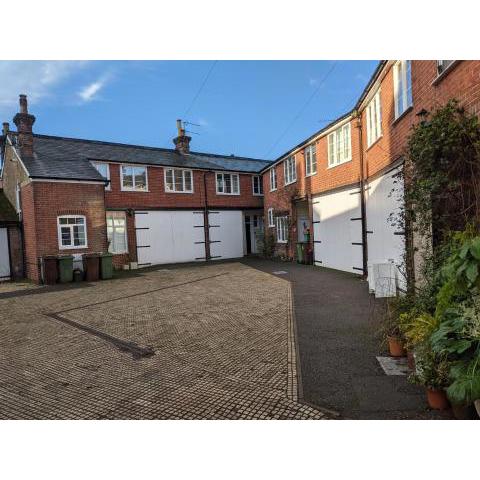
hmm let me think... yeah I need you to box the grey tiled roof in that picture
[22,134,271,181]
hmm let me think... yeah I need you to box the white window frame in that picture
[269,167,277,191]
[275,216,288,244]
[366,89,382,147]
[216,172,240,195]
[284,156,297,185]
[267,208,274,227]
[305,144,317,176]
[57,215,88,250]
[327,123,352,168]
[164,168,194,193]
[252,175,263,196]
[437,60,455,76]
[91,161,111,190]
[393,60,413,119]
[106,211,128,254]
[120,164,148,192]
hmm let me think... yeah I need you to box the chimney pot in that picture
[173,119,191,154]
[13,94,35,157]
[2,122,9,136]
[19,94,28,114]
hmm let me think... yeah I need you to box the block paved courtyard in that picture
[0,262,328,419]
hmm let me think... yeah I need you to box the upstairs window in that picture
[164,168,193,193]
[393,60,413,119]
[366,89,382,147]
[107,211,128,254]
[269,167,277,191]
[275,216,288,243]
[91,162,111,190]
[121,165,148,191]
[305,144,317,176]
[216,172,240,195]
[268,208,274,227]
[437,60,455,75]
[57,215,87,249]
[328,123,351,167]
[284,156,296,185]
[252,175,263,195]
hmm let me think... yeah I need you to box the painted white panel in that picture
[312,186,363,273]
[209,210,244,260]
[135,210,205,266]
[365,166,406,293]
[0,228,10,280]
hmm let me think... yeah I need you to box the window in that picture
[216,172,240,195]
[275,216,288,243]
[366,89,382,147]
[268,208,274,227]
[106,211,128,254]
[269,168,277,191]
[393,60,413,119]
[91,162,110,190]
[327,123,351,167]
[164,168,193,193]
[252,175,263,196]
[437,60,455,75]
[284,156,296,185]
[57,215,87,249]
[121,165,148,191]
[305,144,317,176]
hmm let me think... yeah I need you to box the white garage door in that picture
[208,210,244,260]
[0,228,11,281]
[365,166,406,293]
[135,210,206,267]
[312,186,363,274]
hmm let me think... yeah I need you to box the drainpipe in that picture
[203,171,211,261]
[355,111,368,278]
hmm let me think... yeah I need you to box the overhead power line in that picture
[184,60,218,118]
[263,61,339,159]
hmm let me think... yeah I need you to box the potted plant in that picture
[379,296,409,357]
[411,343,451,410]
[446,358,480,419]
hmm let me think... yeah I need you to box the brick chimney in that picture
[13,94,35,157]
[2,122,9,136]
[173,119,191,154]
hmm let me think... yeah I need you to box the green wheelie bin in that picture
[58,255,74,283]
[100,252,114,280]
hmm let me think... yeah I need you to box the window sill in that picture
[284,180,297,186]
[111,251,128,255]
[432,61,461,86]
[253,193,264,197]
[305,172,317,178]
[269,188,277,193]
[59,245,88,250]
[366,134,383,152]
[392,105,413,126]
[121,188,149,193]
[327,158,352,170]
[276,240,288,244]
[164,189,194,194]
[216,192,241,196]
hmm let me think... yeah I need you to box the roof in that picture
[0,190,18,223]
[261,60,388,173]
[21,134,271,181]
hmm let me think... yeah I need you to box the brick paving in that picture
[0,263,328,419]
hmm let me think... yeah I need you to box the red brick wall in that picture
[105,164,263,210]
[21,181,108,281]
[8,225,24,280]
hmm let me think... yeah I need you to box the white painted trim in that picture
[31,178,105,185]
[283,156,297,186]
[215,172,240,195]
[252,175,263,196]
[106,211,128,254]
[57,215,88,250]
[120,163,149,192]
[163,167,194,194]
[5,136,30,178]
[91,161,111,190]
[267,208,274,227]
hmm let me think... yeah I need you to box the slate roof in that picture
[21,134,271,181]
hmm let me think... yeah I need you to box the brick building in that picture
[262,60,480,295]
[1,98,269,282]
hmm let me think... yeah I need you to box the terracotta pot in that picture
[407,350,415,370]
[387,336,406,357]
[475,399,480,417]
[426,388,450,410]
[451,403,478,420]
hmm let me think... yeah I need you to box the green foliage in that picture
[261,230,276,259]
[446,356,480,405]
[411,343,450,390]
[399,311,438,350]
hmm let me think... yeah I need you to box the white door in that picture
[365,166,406,293]
[312,186,363,274]
[208,210,244,260]
[135,210,206,267]
[0,228,11,281]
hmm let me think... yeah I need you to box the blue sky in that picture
[0,60,378,160]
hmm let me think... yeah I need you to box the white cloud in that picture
[77,74,110,103]
[0,61,88,114]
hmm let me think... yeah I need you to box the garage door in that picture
[312,186,363,274]
[208,210,244,260]
[0,228,10,281]
[135,210,206,267]
[365,166,406,293]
